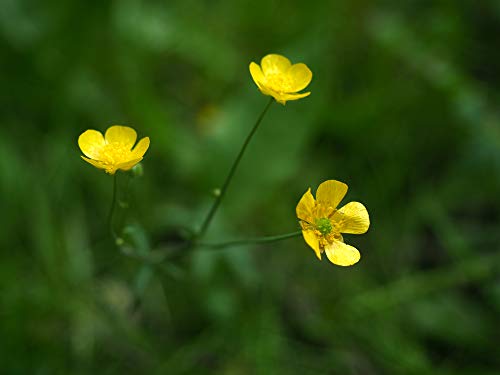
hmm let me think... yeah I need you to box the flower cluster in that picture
[78,53,370,268]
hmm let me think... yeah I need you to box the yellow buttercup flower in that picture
[78,125,150,175]
[296,180,370,266]
[249,53,312,105]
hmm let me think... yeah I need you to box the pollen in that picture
[249,53,312,105]
[296,180,370,266]
[78,125,150,175]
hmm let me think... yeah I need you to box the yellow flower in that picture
[78,125,150,175]
[249,53,312,105]
[296,180,370,266]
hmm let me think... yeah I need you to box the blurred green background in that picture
[2,0,500,374]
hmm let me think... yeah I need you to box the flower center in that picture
[315,217,332,236]
[266,74,292,92]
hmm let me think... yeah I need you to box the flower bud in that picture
[131,163,144,177]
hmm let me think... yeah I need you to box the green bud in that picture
[131,163,143,177]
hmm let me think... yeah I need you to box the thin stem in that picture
[197,97,274,238]
[197,230,302,250]
[108,173,118,239]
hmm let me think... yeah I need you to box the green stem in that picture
[197,230,302,250]
[197,97,274,239]
[108,173,118,239]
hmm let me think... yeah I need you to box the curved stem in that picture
[197,230,302,250]
[197,97,274,238]
[108,173,118,239]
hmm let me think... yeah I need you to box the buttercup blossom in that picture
[296,180,370,266]
[78,125,150,175]
[249,53,312,105]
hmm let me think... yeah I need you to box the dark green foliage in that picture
[1,0,499,373]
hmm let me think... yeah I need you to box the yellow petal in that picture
[296,188,315,223]
[316,180,348,209]
[261,54,291,76]
[302,230,321,260]
[249,62,265,88]
[117,158,143,171]
[286,63,313,92]
[324,239,360,266]
[256,86,283,102]
[78,129,105,159]
[131,137,150,159]
[105,125,137,149]
[81,156,107,171]
[333,202,370,234]
[274,91,311,104]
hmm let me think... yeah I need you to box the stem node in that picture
[197,98,274,238]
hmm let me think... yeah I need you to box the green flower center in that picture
[315,218,332,236]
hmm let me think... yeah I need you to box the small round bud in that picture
[118,200,129,209]
[115,237,125,246]
[213,188,221,197]
[131,163,143,177]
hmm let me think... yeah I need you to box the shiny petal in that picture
[81,156,107,171]
[256,86,282,102]
[274,91,311,104]
[249,62,265,88]
[78,130,105,159]
[286,63,313,92]
[302,230,321,260]
[117,158,143,171]
[333,202,370,234]
[261,54,291,76]
[296,188,315,223]
[105,125,137,149]
[131,137,150,159]
[324,239,361,266]
[316,180,348,209]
